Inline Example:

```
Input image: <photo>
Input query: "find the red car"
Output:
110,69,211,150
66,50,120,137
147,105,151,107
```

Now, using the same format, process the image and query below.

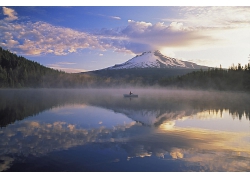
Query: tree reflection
1,89,250,127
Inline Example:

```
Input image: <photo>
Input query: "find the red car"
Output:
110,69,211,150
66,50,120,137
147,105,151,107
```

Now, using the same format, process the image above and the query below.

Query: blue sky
1,1,250,72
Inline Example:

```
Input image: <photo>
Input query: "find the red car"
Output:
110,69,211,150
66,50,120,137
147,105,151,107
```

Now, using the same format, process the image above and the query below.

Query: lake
0,89,250,172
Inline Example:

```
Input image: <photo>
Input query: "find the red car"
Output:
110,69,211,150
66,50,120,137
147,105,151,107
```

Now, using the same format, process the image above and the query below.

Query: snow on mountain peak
107,50,207,70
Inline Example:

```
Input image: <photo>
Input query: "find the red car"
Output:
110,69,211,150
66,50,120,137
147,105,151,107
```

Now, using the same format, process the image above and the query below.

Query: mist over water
0,88,250,172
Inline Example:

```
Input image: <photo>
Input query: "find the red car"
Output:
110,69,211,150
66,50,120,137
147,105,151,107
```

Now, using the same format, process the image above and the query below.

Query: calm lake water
0,89,250,172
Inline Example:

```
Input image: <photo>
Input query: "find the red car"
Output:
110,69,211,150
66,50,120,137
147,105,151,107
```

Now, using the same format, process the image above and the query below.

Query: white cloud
110,16,121,20
0,18,227,56
1,6,250,63
97,13,121,20
116,20,219,53
2,7,18,21
0,21,104,55
169,22,184,30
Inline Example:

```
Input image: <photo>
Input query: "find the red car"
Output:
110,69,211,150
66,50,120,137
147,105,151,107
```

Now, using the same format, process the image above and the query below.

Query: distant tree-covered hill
159,63,250,91
0,47,98,88
84,68,202,86
0,47,62,87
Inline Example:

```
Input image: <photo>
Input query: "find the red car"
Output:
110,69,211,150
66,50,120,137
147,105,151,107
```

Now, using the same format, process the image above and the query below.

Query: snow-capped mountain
107,50,208,70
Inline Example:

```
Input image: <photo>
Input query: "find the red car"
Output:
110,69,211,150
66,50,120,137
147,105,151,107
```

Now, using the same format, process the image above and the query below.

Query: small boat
123,94,138,98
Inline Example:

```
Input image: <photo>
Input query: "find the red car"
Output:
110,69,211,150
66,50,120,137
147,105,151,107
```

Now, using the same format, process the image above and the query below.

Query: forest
0,47,98,88
1,46,250,91
159,63,250,91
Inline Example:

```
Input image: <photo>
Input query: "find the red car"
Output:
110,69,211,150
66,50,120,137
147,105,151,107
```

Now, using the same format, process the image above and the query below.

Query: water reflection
1,89,250,127
1,118,249,171
0,89,250,171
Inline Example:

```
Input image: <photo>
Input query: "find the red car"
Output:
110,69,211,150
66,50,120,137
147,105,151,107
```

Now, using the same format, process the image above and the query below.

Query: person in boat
129,91,133,95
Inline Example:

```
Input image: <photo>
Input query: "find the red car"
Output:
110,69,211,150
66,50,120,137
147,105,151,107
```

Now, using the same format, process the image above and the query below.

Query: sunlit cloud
2,7,18,21
0,20,104,56
1,6,250,67
0,7,222,56
97,19,221,54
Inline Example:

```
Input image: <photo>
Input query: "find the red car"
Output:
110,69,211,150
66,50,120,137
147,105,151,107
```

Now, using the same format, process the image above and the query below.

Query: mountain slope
83,50,210,86
106,50,208,70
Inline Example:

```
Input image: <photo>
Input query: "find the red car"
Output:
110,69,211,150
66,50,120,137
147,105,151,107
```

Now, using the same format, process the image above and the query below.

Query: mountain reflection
1,89,250,171
1,89,250,127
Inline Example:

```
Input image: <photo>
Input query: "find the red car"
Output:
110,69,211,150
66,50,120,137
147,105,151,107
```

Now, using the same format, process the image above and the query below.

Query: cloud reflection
170,148,184,159
1,89,250,171
0,156,14,172
1,117,250,171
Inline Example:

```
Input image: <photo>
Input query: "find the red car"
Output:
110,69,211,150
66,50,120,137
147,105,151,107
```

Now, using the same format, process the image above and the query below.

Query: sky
1,1,250,72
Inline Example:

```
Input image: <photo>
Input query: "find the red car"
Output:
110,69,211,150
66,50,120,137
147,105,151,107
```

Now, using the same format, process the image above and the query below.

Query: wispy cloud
96,13,121,20
178,6,250,28
110,16,121,20
1,6,250,58
55,62,76,65
49,66,87,73
2,7,18,21
47,62,86,73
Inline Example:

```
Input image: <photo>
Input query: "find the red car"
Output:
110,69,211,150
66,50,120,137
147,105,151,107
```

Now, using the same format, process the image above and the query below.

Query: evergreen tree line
159,63,250,91
1,46,250,91
0,47,101,88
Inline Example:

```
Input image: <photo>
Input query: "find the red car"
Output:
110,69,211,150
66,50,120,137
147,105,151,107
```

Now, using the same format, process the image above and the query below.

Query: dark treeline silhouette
159,64,250,91
0,47,61,87
0,47,101,88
